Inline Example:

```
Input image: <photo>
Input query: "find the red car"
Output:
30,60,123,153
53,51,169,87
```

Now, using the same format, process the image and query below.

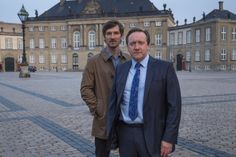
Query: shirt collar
102,47,122,61
131,54,149,69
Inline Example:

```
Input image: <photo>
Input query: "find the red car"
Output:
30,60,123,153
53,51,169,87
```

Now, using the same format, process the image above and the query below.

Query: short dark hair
126,28,150,45
102,20,124,37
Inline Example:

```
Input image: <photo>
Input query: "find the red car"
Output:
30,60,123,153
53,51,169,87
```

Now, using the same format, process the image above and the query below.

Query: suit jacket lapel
117,61,131,106
143,57,155,113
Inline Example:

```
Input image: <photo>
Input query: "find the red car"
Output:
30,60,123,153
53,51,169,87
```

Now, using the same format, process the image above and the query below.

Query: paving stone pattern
0,71,235,157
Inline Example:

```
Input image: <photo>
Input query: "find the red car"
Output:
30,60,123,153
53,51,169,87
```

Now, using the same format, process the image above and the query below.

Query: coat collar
101,47,129,62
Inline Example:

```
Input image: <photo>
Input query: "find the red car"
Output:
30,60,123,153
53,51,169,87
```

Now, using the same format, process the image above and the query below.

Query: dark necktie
129,62,141,121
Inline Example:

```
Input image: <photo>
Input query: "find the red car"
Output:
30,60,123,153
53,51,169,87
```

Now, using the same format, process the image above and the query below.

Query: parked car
28,66,37,72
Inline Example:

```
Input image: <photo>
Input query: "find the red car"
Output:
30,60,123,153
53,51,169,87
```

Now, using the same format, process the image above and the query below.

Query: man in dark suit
107,28,181,157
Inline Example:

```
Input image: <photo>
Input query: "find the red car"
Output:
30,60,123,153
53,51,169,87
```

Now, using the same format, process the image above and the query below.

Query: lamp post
189,53,192,72
18,5,30,78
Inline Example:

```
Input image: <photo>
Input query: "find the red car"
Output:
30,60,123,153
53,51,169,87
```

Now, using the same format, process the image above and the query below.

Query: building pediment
81,0,102,14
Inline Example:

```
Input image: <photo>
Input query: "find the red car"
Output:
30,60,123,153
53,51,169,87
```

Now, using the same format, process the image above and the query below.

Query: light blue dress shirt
120,55,149,124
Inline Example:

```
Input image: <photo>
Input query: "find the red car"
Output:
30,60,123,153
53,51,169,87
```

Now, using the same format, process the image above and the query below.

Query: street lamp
189,53,192,72
18,5,30,78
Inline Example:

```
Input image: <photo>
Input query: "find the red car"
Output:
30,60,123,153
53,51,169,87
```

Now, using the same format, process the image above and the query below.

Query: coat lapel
117,61,131,105
143,57,156,113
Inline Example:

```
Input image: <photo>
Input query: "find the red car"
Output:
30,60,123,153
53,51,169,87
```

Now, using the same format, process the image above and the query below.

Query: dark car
28,66,37,72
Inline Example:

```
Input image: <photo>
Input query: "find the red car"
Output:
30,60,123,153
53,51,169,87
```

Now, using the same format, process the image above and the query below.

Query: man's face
104,25,122,49
127,32,149,62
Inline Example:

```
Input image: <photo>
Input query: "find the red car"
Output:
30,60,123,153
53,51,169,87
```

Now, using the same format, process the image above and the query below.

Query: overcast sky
0,0,235,24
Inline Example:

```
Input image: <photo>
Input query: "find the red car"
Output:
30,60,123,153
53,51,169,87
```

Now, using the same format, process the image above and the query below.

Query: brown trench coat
80,48,130,139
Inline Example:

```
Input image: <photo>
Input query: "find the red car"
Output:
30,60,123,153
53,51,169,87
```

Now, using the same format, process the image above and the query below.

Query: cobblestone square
0,71,235,157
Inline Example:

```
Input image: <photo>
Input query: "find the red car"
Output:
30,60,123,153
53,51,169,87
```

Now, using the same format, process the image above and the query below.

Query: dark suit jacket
107,56,181,156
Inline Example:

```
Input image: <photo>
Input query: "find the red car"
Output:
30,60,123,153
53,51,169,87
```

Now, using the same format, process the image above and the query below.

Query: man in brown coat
80,20,130,157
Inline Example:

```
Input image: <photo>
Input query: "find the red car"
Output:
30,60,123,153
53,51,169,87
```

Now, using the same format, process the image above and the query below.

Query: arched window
73,31,80,49
88,30,96,49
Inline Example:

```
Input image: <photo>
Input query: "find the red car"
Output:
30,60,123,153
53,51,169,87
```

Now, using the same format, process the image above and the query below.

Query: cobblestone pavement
0,71,235,157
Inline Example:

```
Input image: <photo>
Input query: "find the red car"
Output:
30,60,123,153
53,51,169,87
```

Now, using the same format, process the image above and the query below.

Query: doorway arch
5,57,15,72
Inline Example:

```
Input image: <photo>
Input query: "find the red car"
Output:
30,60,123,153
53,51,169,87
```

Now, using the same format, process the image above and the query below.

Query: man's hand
160,141,172,157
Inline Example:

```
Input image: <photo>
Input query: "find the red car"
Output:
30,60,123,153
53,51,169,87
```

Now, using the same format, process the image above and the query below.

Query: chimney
60,0,65,6
219,1,223,11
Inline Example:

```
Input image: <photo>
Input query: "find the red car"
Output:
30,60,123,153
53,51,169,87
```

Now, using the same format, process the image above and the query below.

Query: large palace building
0,0,235,72
23,0,174,72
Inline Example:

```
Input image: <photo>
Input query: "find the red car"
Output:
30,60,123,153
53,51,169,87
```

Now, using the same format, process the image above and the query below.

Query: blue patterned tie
129,62,141,121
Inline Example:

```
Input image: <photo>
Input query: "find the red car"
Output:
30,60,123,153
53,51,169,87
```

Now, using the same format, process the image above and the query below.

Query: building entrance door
0,63,2,72
72,53,79,70
176,54,183,71
5,57,15,72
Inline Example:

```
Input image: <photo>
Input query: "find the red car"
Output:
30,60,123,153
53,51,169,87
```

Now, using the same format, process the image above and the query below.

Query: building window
39,38,45,49
51,38,57,49
195,51,200,61
88,30,96,50
29,27,34,32
205,65,210,70
155,51,162,59
60,25,67,31
169,33,175,45
50,26,56,31
61,38,67,49
38,26,44,32
186,51,191,61
51,54,57,63
205,27,211,41
186,30,192,44
232,27,236,41
232,48,236,60
205,49,210,61
61,54,67,63
221,26,227,40
73,53,79,70
17,38,23,49
220,49,227,60
178,32,183,45
144,22,150,27
194,65,201,70
195,29,200,43
155,21,162,27
169,51,174,62
29,55,35,63
5,38,13,49
231,65,236,70
220,65,226,70
120,38,125,47
155,34,162,46
18,55,22,63
39,55,45,64
73,31,80,49
29,39,35,49
129,23,136,28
